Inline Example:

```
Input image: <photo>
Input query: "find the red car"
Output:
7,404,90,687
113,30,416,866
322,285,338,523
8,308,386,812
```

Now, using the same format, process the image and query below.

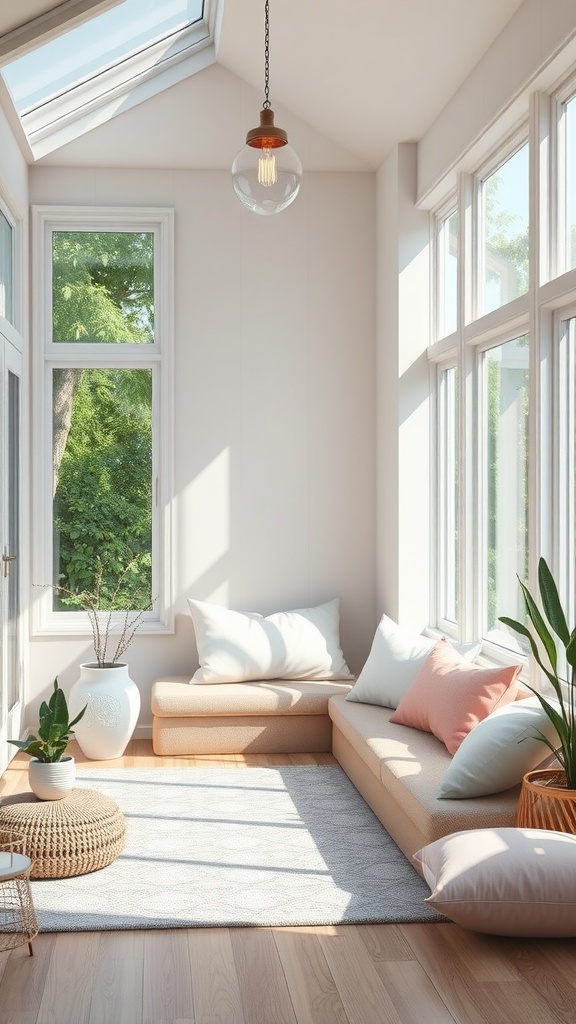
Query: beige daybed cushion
152,676,353,718
329,695,520,844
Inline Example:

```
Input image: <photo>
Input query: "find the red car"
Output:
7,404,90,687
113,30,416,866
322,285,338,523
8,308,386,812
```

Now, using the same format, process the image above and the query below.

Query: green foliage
54,368,152,607
53,231,154,343
51,229,155,610
499,558,576,789
484,172,529,301
9,679,86,763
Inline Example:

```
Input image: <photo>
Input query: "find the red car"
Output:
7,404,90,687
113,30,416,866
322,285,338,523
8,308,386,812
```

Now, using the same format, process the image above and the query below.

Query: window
478,144,529,316
431,67,576,662
3,0,205,115
436,208,458,338
555,313,576,630
481,337,529,642
32,208,173,635
1,0,216,158
437,364,459,629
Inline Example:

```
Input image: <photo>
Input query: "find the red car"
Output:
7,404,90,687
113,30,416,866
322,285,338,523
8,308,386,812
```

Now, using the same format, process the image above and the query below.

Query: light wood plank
88,930,145,1024
230,928,298,1024
187,927,245,1024
274,928,349,1024
401,924,492,1024
36,932,100,1024
142,929,195,1024
436,925,519,983
500,944,576,1024
376,960,457,1024
535,939,576,994
318,925,404,1024
477,980,568,1024
0,933,56,1024
359,923,417,963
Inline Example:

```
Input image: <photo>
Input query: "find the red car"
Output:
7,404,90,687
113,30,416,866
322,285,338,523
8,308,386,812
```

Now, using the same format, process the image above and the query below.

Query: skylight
1,0,216,159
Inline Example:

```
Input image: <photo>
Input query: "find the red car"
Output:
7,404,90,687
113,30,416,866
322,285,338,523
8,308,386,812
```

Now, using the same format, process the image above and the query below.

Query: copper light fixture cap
246,108,288,149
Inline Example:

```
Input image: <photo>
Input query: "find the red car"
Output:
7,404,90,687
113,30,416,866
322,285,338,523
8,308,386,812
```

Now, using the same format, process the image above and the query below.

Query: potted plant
47,556,149,761
499,557,576,831
9,678,86,800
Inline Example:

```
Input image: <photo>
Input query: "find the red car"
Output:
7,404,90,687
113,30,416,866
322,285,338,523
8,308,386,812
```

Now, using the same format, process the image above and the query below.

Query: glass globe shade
232,143,302,215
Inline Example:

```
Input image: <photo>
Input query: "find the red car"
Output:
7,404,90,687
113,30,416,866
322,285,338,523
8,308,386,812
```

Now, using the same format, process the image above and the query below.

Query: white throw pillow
345,614,481,710
187,597,353,684
439,696,559,798
414,828,576,936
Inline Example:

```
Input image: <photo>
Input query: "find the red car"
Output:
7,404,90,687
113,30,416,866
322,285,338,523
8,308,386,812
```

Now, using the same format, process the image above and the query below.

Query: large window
430,83,576,660
32,208,173,635
479,143,529,316
481,337,529,641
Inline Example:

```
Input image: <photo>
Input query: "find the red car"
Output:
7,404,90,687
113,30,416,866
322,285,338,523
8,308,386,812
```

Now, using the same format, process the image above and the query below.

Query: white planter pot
68,662,141,761
29,755,75,800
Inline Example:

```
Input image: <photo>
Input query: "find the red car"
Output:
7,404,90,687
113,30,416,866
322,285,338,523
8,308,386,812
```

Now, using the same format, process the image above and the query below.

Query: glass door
0,338,23,774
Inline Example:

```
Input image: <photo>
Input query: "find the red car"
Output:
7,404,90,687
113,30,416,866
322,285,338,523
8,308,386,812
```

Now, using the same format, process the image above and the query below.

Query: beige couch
151,676,521,866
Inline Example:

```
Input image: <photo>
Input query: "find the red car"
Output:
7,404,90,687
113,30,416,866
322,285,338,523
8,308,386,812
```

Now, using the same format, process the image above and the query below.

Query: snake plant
499,557,576,789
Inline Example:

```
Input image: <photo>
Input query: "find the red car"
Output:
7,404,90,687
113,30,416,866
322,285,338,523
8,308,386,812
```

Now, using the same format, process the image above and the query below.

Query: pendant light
232,0,302,216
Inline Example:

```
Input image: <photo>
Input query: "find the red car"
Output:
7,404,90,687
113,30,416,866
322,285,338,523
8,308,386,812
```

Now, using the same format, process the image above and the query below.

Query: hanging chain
263,0,271,108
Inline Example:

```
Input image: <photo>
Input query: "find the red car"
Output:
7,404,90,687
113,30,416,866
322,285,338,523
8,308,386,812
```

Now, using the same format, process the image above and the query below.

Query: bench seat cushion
329,694,520,850
152,677,353,718
151,677,353,755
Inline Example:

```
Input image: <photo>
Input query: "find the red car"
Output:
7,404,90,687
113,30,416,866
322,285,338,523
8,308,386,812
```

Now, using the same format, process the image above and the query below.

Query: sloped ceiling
1,0,525,169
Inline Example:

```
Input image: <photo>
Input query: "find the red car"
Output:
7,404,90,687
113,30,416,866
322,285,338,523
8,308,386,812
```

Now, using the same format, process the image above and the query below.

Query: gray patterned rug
30,766,441,931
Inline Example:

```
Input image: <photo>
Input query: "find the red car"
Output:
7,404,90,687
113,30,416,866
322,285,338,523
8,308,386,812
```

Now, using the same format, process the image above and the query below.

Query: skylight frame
0,0,219,159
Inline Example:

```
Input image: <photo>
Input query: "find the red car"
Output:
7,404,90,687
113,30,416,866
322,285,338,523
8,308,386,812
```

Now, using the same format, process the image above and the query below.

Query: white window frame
551,73,576,279
475,329,530,652
31,205,174,637
433,199,458,344
433,359,459,638
552,304,576,629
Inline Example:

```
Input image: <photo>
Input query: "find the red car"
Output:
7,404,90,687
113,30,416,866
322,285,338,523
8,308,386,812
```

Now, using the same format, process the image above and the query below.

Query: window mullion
529,92,551,592
457,171,476,642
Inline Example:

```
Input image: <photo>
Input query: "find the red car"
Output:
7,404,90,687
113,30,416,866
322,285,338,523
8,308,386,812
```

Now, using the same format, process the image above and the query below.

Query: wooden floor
0,741,575,1024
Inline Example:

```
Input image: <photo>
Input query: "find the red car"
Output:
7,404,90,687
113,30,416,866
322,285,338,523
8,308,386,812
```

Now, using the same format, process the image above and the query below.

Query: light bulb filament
258,148,277,187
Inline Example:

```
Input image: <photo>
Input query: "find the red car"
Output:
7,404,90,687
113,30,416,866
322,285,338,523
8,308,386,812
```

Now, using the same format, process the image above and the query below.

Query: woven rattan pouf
0,789,126,879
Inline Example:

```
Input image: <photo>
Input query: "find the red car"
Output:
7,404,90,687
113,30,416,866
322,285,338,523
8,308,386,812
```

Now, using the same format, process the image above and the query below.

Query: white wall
28,165,376,730
0,105,28,221
0,95,30,754
375,144,431,630
418,0,576,204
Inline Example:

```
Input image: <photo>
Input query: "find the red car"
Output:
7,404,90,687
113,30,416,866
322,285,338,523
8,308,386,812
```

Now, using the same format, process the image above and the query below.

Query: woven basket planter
516,768,576,833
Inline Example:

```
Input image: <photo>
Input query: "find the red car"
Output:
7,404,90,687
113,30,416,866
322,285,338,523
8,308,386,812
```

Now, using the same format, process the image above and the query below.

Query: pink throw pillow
389,638,521,754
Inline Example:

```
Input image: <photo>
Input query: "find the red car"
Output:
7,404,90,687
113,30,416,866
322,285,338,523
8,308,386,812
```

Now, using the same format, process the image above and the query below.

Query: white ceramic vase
68,662,141,760
29,755,75,800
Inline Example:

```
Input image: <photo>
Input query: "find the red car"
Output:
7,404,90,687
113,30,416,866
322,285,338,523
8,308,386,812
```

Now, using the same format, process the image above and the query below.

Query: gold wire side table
0,831,38,956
